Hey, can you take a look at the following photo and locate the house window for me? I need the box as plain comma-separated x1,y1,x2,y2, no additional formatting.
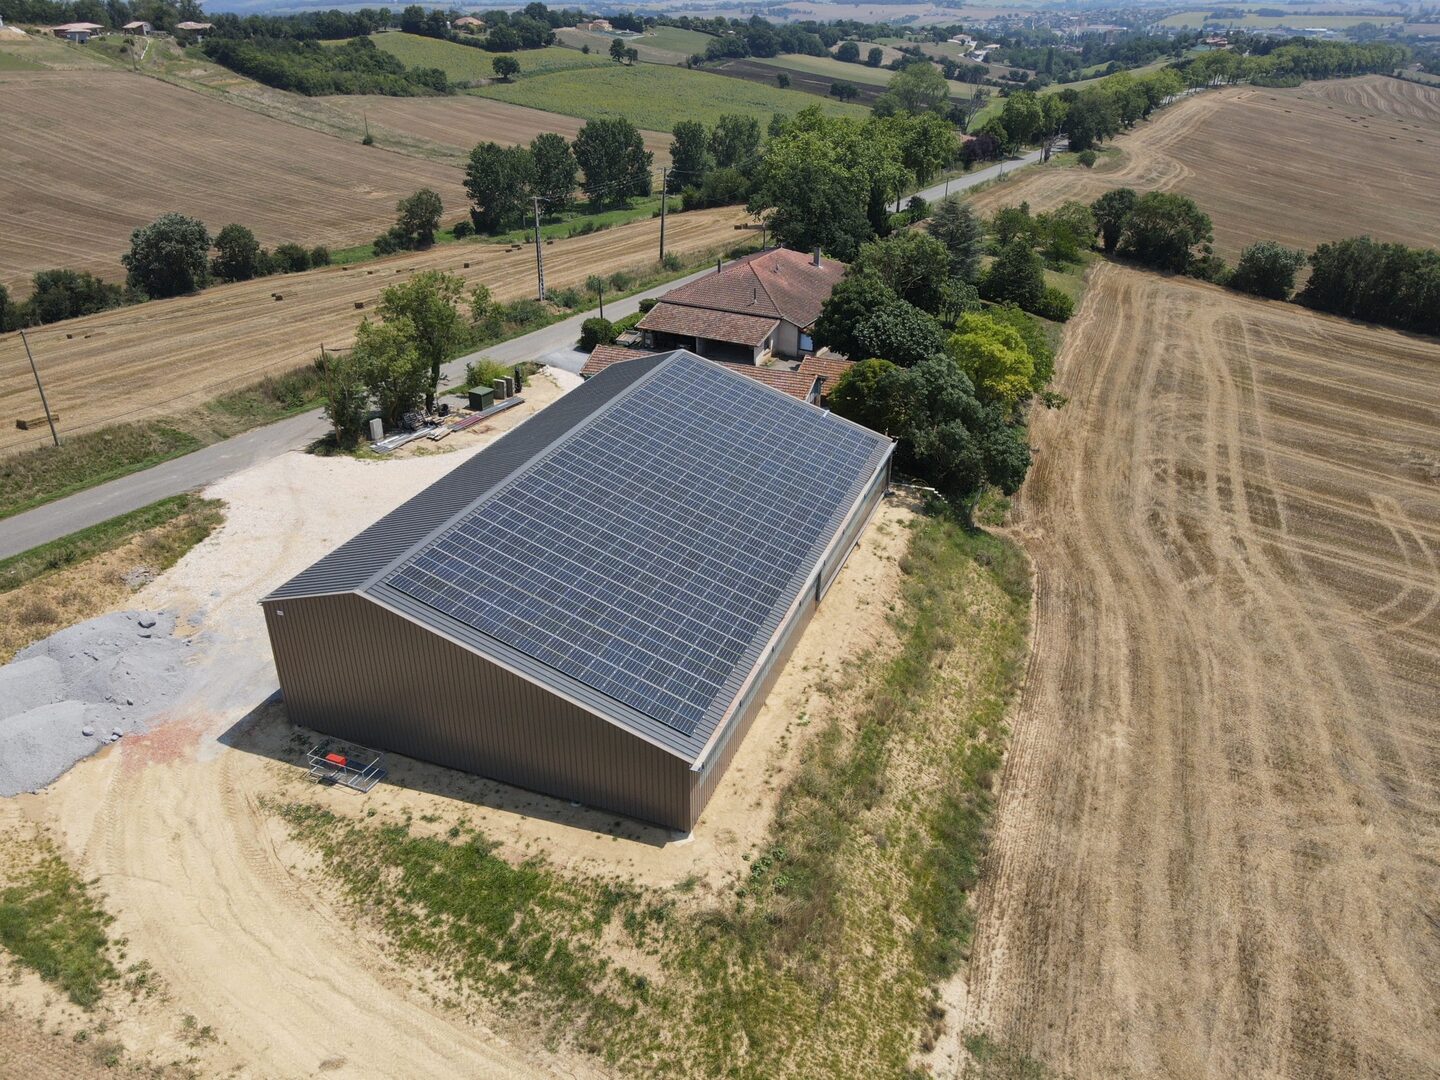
799,333,814,353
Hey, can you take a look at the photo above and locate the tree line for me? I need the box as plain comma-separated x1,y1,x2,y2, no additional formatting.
0,0,202,31
201,36,449,96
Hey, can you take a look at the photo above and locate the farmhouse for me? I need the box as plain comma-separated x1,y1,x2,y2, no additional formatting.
453,15,485,31
636,247,846,365
51,21,102,41
262,351,893,832
122,20,152,34
576,18,613,31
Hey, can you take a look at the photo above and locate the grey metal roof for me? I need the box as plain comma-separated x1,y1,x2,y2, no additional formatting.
264,350,893,763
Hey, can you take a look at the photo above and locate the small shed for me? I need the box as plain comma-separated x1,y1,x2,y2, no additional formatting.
123,20,152,35
174,20,213,38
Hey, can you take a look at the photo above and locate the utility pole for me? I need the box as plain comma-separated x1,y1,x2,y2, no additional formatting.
658,167,668,262
597,285,605,321
19,329,59,448
532,196,546,301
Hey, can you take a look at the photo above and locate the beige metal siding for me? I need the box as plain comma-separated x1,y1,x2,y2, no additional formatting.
263,594,693,830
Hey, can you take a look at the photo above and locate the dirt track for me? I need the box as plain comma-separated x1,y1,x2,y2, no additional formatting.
968,76,1440,260
964,263,1440,1077
0,69,467,294
0,205,748,456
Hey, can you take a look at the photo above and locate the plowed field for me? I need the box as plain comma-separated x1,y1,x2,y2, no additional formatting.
0,70,467,294
968,77,1440,260
964,263,1440,1078
0,206,749,456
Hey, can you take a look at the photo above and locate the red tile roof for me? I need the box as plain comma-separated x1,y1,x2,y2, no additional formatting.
658,247,847,330
797,354,855,384
581,346,819,401
637,302,779,348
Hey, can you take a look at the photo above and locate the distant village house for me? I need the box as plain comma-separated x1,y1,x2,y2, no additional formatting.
453,16,485,31
51,21,103,42
123,20,152,35
576,18,614,32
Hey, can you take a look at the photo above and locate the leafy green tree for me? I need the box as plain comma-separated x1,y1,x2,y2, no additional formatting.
1230,241,1306,300
465,142,534,232
212,224,262,283
989,202,1038,249
609,37,626,62
886,356,1032,511
1063,87,1121,152
854,230,952,313
1090,187,1138,253
669,120,711,187
1298,237,1440,335
21,270,124,325
865,46,883,66
828,358,897,432
1037,94,1069,160
708,114,761,170
946,313,1035,408
529,133,577,212
1038,200,1096,265
980,238,1046,311
835,41,859,63
1117,192,1213,273
927,194,985,281
853,300,947,367
830,80,859,102
321,351,370,447
579,317,617,350
574,118,654,205
1000,91,1043,146
874,61,950,116
492,54,520,80
988,304,1054,389
776,71,790,88
121,213,210,298
395,188,444,249
353,317,430,430
889,110,958,186
272,243,312,273
813,269,899,358
378,270,465,409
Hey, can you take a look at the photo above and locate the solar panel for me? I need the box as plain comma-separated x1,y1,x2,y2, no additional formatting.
383,355,888,739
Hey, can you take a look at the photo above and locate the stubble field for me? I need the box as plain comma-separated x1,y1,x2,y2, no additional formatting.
0,69,468,294
0,206,749,456
967,76,1440,260
964,262,1440,1078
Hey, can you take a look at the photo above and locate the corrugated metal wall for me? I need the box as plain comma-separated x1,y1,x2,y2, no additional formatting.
263,593,693,830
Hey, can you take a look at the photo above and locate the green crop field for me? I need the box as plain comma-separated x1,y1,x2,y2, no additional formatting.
472,63,868,131
1158,9,1401,27
371,32,608,82
0,49,45,71
637,25,717,54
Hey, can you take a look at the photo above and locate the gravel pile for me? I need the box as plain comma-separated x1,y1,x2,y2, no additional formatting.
0,611,194,796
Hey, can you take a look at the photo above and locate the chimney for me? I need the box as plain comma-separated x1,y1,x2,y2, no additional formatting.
751,287,757,305
812,247,822,267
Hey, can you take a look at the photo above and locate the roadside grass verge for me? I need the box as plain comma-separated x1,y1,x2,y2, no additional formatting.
272,508,1032,1077
0,367,322,522
0,495,224,663
0,829,116,1008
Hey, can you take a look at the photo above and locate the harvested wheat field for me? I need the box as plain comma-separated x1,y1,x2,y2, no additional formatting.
0,69,467,293
320,94,672,166
969,77,1440,260
0,205,749,456
962,262,1440,1078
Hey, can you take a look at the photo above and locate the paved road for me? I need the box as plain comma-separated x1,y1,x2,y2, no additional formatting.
0,150,1061,560
0,264,727,561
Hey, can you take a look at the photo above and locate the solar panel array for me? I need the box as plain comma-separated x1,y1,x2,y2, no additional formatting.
383,355,888,739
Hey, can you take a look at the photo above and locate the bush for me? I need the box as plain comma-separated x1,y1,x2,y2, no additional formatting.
1032,286,1074,322
579,317,618,351
661,252,683,271
452,219,475,239
550,286,583,309
1230,241,1305,300
612,311,643,334
272,243,312,274
638,297,658,313
309,246,331,267
465,357,510,391
607,271,634,291
1076,149,1098,168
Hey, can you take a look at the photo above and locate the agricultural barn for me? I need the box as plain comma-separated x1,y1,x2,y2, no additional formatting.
262,351,893,832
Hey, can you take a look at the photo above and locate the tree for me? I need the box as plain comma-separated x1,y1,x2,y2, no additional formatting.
854,230,952,313
122,213,209,298
865,46,883,67
465,141,534,232
1090,187,1138,253
669,120,711,187
378,270,465,409
830,80,859,102
529,133,577,212
573,118,653,205
352,317,429,430
625,47,639,65
395,188,444,249
927,194,986,281
946,312,1035,409
579,317,617,350
709,114,761,170
1037,200,1096,265
0,284,9,333
891,110,958,186
272,243,312,273
321,351,370,447
1000,91,1043,146
853,300,947,367
1231,241,1306,300
1117,191,1212,273
609,37,626,62
835,41,859,63
776,71,790,88
885,355,1032,511
980,238,1046,311
874,62,949,116
1037,94,1069,160
988,303,1055,390
813,269,899,359
492,54,520,80
828,358,897,432
212,223,262,283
